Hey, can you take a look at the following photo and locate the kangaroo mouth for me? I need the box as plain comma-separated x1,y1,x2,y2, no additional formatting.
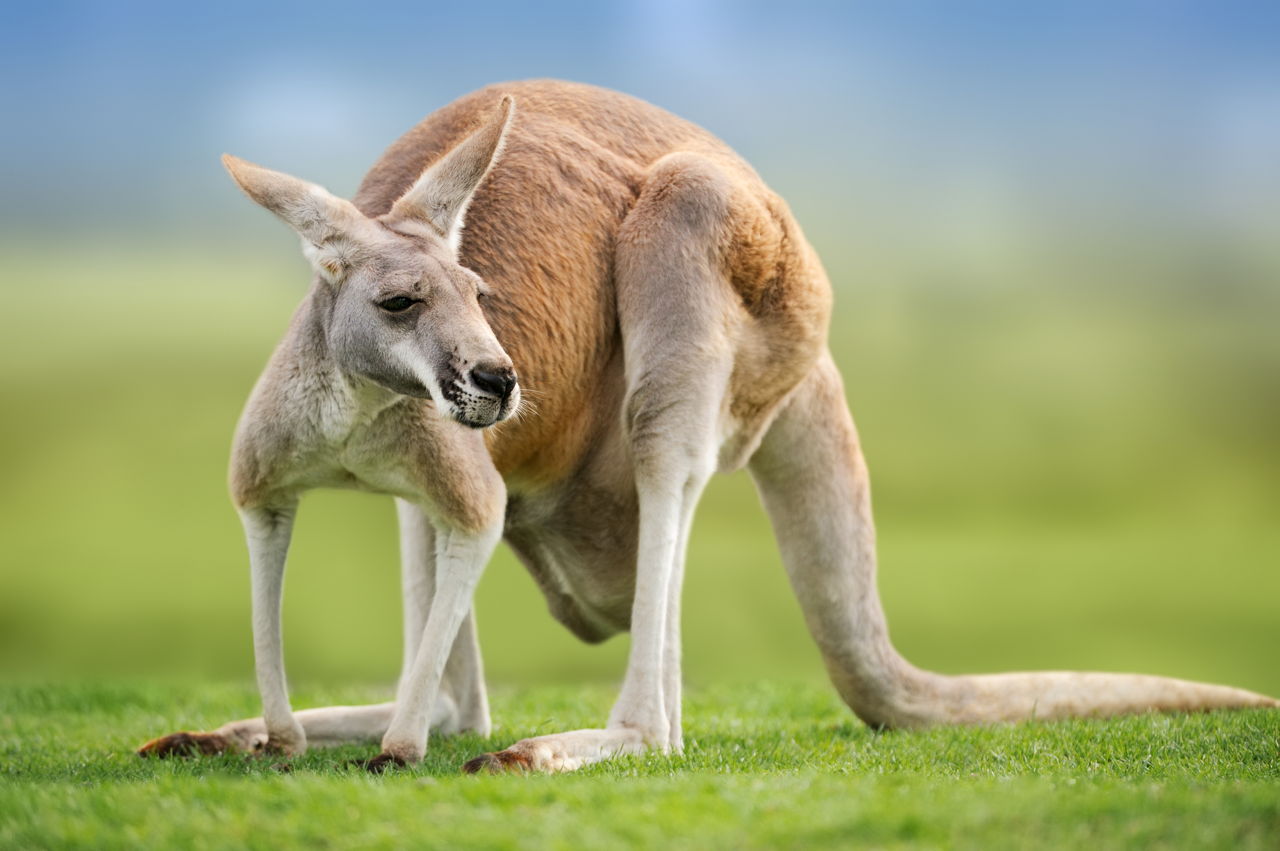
450,391,518,429
456,412,499,429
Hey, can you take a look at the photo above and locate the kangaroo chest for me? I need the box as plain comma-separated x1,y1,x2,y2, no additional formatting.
280,387,431,503
288,429,420,503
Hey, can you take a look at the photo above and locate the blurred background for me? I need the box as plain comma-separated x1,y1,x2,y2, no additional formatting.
1,1,1277,699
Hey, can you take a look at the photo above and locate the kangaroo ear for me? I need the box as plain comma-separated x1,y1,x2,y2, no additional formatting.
222,154,366,281
389,95,515,251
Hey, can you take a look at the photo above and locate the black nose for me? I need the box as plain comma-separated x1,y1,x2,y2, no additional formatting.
470,366,516,399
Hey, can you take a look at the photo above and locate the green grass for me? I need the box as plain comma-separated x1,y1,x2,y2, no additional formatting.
2,682,1277,849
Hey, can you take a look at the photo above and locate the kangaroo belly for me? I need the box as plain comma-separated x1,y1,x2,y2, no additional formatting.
502,472,639,643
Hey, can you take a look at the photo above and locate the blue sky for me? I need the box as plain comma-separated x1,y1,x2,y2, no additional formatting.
2,1,1278,248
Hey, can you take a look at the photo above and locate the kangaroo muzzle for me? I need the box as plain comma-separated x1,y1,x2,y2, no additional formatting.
469,365,517,401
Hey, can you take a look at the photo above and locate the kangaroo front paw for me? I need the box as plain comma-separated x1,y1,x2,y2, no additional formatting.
348,752,408,774
137,731,232,758
262,724,307,757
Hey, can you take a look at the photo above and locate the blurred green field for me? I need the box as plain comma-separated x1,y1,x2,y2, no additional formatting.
0,235,1276,698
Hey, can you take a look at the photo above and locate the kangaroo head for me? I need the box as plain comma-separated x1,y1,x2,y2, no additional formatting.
223,96,519,429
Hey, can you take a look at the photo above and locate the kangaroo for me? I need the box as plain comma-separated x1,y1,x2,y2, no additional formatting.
138,80,1276,773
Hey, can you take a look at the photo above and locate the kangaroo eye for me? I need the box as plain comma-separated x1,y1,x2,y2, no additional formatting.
378,296,417,313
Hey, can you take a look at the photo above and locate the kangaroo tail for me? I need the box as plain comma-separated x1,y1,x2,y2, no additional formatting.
748,354,1277,728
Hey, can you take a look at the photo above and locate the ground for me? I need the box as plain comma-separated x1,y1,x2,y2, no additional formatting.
2,681,1276,849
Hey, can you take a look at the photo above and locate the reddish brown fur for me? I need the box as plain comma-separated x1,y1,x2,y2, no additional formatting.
460,749,534,774
137,731,232,758
354,80,828,491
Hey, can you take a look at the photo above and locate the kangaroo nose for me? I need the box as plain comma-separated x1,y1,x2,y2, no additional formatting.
470,366,516,399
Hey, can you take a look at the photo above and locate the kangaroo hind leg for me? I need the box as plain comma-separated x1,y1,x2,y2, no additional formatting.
462,152,739,772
